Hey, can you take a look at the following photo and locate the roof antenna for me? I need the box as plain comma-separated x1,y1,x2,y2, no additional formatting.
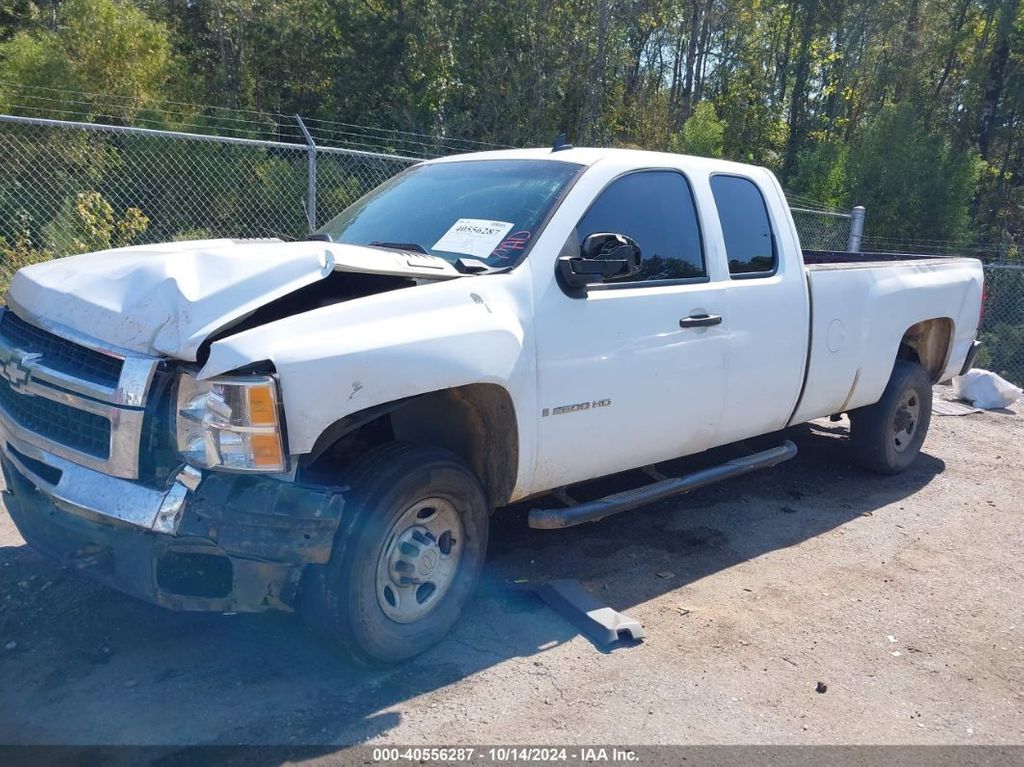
552,132,573,152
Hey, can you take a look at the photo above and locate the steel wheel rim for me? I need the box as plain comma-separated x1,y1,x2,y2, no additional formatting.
892,388,921,453
375,497,465,624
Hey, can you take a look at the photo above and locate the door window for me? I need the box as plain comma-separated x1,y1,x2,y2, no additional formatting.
576,171,705,283
710,175,777,276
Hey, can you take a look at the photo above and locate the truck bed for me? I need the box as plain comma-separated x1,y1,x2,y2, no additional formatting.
789,252,985,426
802,249,967,268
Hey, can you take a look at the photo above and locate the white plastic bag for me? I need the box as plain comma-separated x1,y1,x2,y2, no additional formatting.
952,369,1022,410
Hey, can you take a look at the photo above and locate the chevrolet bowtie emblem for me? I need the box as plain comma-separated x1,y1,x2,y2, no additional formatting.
0,348,43,393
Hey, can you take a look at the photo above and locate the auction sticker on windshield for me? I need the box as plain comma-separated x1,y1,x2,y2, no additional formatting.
433,218,514,258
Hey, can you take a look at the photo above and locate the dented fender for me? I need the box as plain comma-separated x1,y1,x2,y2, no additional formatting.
199,274,535,458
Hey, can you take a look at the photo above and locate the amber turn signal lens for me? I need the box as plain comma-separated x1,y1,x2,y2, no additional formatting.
250,433,284,467
247,385,277,426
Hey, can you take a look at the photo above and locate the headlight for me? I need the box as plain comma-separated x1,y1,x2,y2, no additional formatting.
176,373,287,473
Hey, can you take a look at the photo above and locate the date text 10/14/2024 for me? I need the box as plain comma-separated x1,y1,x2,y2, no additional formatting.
371,747,640,762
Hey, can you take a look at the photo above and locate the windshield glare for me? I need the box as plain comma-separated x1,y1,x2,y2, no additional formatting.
316,159,583,267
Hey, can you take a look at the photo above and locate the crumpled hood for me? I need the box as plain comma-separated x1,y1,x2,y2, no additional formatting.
7,238,460,360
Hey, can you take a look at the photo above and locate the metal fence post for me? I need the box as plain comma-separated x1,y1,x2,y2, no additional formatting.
295,114,317,232
847,205,866,252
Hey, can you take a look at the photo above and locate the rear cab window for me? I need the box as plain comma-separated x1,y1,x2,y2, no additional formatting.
710,175,777,278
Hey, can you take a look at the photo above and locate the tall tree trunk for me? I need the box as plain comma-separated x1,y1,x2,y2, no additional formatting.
581,0,608,143
776,0,797,107
211,1,237,109
933,0,972,98
783,0,819,176
623,31,652,111
893,0,921,103
977,0,1021,158
680,0,703,123
669,22,684,120
692,2,713,105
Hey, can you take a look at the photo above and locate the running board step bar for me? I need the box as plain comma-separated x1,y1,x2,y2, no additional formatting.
528,440,798,530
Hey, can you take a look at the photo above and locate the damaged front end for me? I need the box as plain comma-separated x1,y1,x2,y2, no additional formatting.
0,241,457,612
0,239,468,612
1,446,345,612
0,299,343,613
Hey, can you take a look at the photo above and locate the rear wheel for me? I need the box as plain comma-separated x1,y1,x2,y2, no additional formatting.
302,443,489,665
849,360,933,474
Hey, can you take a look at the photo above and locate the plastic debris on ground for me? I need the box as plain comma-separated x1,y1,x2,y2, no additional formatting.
933,399,982,416
952,369,1022,410
536,579,646,647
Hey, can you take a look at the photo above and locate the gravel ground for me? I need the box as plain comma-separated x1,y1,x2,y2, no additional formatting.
0,385,1021,747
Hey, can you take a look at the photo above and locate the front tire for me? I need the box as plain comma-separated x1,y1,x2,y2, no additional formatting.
302,443,489,665
849,360,933,474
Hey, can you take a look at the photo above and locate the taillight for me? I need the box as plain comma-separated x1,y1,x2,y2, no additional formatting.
979,281,987,329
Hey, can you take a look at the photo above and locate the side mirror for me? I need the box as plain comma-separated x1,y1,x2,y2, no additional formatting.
557,233,642,292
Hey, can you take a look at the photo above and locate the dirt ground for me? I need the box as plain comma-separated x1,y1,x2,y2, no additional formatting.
0,384,1022,748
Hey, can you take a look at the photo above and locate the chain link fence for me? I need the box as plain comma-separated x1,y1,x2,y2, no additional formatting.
1,113,865,277
789,207,855,251
0,114,418,294
796,207,1023,387
975,263,1024,387
858,236,1024,387
0,112,1021,386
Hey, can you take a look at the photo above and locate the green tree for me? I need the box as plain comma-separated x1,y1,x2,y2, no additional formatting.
45,191,150,253
0,0,1022,267
790,141,848,208
847,103,981,242
0,0,174,121
0,1,41,42
0,210,52,298
669,101,726,157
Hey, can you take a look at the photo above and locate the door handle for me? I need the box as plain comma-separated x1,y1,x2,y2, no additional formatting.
679,313,722,328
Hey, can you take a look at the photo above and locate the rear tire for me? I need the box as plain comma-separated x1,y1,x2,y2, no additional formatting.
849,360,932,474
302,443,489,666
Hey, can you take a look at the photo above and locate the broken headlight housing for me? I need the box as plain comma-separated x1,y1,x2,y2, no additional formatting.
176,373,287,473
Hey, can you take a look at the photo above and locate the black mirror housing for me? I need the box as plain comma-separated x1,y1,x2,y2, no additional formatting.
557,233,642,293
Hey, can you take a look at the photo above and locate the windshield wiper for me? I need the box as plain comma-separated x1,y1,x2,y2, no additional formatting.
306,233,333,242
367,241,431,255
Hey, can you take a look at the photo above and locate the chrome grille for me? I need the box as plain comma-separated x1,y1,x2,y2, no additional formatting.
0,311,123,388
0,305,158,478
0,376,111,458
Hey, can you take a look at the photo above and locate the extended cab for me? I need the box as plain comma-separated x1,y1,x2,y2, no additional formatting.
0,148,984,663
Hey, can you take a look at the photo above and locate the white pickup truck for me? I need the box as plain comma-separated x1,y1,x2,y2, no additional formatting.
0,147,984,664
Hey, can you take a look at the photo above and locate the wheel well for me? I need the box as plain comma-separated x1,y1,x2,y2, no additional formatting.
898,318,953,382
299,383,519,508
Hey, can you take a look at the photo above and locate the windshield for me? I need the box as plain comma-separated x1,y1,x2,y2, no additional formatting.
315,159,583,268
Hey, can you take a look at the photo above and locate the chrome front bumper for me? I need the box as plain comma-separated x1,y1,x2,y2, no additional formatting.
0,428,200,534
2,431,345,613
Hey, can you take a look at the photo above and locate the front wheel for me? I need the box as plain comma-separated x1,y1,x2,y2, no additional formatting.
302,443,489,665
849,360,933,474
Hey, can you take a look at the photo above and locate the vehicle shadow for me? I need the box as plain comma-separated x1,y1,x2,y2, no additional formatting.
0,419,945,750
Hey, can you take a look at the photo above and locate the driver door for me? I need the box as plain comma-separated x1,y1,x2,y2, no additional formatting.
531,169,729,490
